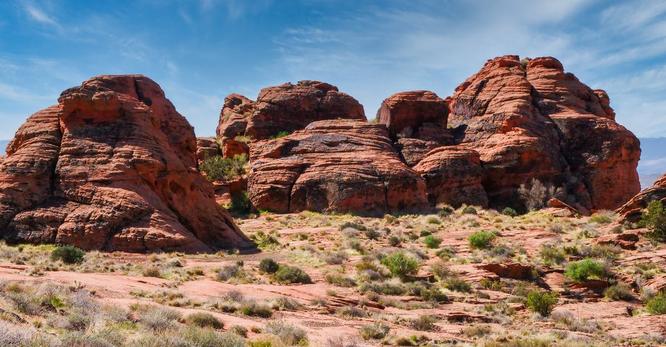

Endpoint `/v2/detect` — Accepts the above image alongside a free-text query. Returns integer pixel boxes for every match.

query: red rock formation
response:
[248,119,427,214]
[448,55,640,210]
[526,57,640,210]
[617,173,666,221]
[377,91,453,166]
[377,90,448,137]
[0,75,250,252]
[196,137,221,163]
[217,81,365,141]
[412,146,487,207]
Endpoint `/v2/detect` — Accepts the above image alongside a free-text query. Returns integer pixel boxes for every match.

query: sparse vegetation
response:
[564,258,608,282]
[185,312,224,329]
[469,231,495,249]
[200,154,247,181]
[381,251,420,279]
[604,283,634,301]
[273,265,312,284]
[259,258,280,274]
[502,207,518,217]
[518,178,557,211]
[359,322,390,340]
[641,200,666,242]
[423,235,442,249]
[51,245,85,264]
[525,290,558,316]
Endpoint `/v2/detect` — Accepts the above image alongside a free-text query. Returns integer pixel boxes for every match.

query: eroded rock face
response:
[413,146,488,207]
[448,55,640,210]
[248,119,427,214]
[217,81,365,141]
[526,57,640,210]
[617,174,666,221]
[377,90,448,137]
[196,137,221,163]
[0,75,250,252]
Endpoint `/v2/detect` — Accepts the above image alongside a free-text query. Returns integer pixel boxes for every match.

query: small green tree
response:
[564,258,608,282]
[641,200,666,242]
[199,154,247,181]
[381,251,420,279]
[525,290,558,316]
[51,245,85,264]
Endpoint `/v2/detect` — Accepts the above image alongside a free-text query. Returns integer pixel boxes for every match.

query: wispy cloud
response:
[23,2,61,29]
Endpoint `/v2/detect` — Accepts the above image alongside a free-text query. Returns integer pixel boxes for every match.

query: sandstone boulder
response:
[0,75,251,252]
[377,90,448,137]
[196,137,221,163]
[412,146,487,207]
[217,81,365,141]
[248,119,427,214]
[617,174,666,221]
[448,55,640,210]
[526,57,640,210]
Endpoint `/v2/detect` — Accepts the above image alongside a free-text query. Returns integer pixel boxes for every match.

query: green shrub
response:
[185,312,224,329]
[525,290,558,316]
[271,130,292,139]
[240,301,273,318]
[199,154,247,181]
[411,315,436,331]
[51,245,85,264]
[539,245,566,265]
[646,292,666,315]
[462,206,477,215]
[603,283,634,301]
[229,192,252,215]
[564,258,608,282]
[273,266,312,284]
[426,216,441,224]
[641,200,666,242]
[258,258,279,274]
[502,207,518,217]
[444,277,472,293]
[389,235,402,247]
[423,235,442,249]
[381,251,419,279]
[468,231,495,249]
[590,212,613,224]
[264,320,308,345]
[359,322,390,340]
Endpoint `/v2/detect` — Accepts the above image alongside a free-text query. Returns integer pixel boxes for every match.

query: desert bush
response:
[273,265,312,284]
[381,251,419,279]
[258,258,280,274]
[590,211,614,224]
[264,320,308,345]
[518,178,557,211]
[468,231,495,249]
[539,244,566,265]
[0,320,37,347]
[142,266,162,278]
[426,216,441,224]
[462,324,492,338]
[240,300,273,318]
[604,283,634,301]
[359,322,390,340]
[646,292,666,315]
[140,306,182,331]
[271,130,292,139]
[51,245,86,264]
[430,260,451,280]
[229,191,252,215]
[641,200,666,242]
[411,315,436,331]
[271,297,301,311]
[525,290,558,316]
[325,273,356,287]
[462,206,477,215]
[502,207,518,217]
[181,326,245,347]
[388,235,402,247]
[200,154,247,181]
[336,305,368,318]
[423,235,442,249]
[564,258,608,282]
[363,228,381,240]
[444,277,472,293]
[186,312,224,329]
[217,264,242,281]
[324,251,348,265]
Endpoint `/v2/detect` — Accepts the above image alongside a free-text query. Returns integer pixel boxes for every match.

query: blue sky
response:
[1,0,666,140]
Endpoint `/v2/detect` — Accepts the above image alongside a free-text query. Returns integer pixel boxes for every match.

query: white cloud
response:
[23,2,61,29]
